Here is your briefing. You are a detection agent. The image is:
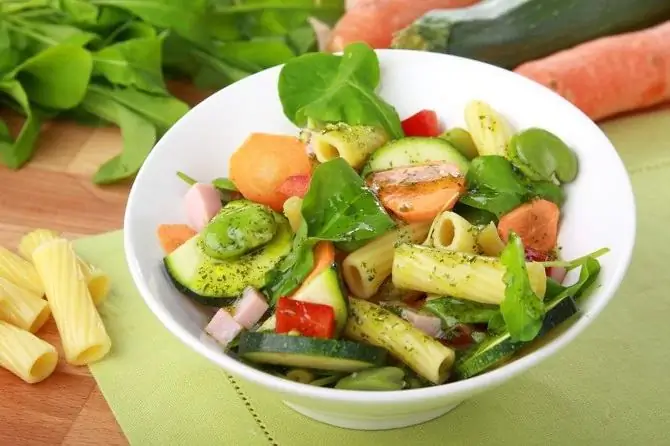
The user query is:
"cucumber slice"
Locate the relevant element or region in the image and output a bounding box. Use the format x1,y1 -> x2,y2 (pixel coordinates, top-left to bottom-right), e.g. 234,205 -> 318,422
164,213 -> 292,305
361,137 -> 469,177
454,295 -> 579,379
238,332 -> 388,372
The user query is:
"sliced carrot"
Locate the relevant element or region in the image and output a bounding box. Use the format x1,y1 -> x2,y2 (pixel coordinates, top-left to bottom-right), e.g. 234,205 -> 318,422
515,21 -> 670,122
497,199 -> 560,253
328,0 -> 480,52
367,164 -> 465,223
229,133 -> 312,212
157,224 -> 197,254
303,241 -> 336,286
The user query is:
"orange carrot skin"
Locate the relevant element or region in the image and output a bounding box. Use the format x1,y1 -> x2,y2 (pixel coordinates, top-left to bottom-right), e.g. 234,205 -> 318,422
328,0 -> 480,52
515,21 -> 670,122
157,224 -> 198,254
497,199 -> 559,253
229,133 -> 312,212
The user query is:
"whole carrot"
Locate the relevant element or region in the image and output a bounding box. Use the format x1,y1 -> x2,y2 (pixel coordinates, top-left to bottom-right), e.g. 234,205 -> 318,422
327,0 -> 480,52
515,21 -> 670,122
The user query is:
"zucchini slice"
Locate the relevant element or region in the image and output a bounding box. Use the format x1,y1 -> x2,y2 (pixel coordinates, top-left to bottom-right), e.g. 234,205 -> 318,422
238,332 -> 388,372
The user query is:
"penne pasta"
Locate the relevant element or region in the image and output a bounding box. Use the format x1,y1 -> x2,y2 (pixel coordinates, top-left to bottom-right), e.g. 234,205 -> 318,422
19,230 -> 110,306
392,244 -> 546,305
477,222 -> 506,257
32,239 -> 111,366
0,246 -> 44,296
343,222 -> 431,299
425,211 -> 477,253
282,196 -> 303,233
0,278 -> 51,333
464,100 -> 514,157
0,320 -> 58,384
312,124 -> 388,170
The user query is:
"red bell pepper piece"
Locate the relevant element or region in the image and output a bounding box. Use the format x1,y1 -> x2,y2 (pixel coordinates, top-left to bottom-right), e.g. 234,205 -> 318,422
277,174 -> 310,198
401,110 -> 440,137
275,297 -> 335,339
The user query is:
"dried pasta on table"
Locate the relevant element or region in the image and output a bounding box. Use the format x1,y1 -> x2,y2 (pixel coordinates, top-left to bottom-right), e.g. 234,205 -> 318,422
0,320 -> 58,384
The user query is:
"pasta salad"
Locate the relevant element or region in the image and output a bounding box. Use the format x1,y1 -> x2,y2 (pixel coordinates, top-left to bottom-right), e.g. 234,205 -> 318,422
158,43 -> 608,391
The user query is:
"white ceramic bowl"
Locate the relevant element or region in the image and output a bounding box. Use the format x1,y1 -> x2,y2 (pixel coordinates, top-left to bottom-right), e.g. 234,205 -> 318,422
124,50 -> 636,431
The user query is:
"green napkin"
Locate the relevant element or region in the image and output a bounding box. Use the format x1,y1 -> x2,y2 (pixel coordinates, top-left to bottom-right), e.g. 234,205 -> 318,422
76,108 -> 670,446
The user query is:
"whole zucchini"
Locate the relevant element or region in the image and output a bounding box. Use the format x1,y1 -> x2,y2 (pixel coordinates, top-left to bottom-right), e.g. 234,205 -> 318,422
392,0 -> 670,69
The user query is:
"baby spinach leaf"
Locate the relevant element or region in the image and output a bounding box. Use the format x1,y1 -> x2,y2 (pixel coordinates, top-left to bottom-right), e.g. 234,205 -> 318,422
92,36 -> 167,94
12,43 -> 92,109
278,42 -> 403,139
80,86 -> 157,184
0,79 -> 43,168
424,297 -> 499,327
266,158 -> 395,301
500,232 -> 545,342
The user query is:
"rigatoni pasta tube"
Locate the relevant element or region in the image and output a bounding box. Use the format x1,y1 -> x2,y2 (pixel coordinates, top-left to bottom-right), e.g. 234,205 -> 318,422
282,196 -> 303,233
0,320 -> 58,384
19,229 -> 110,305
32,239 -> 111,365
345,298 -> 455,384
312,124 -> 388,170
0,278 -> 51,333
0,246 -> 44,296
477,222 -> 506,257
392,244 -> 546,305
343,222 -> 430,298
425,211 -> 477,253
464,100 -> 514,157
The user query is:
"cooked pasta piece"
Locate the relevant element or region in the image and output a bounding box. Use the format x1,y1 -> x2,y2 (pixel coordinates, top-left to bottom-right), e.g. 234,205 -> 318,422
477,222 -> 506,257
0,320 -> 58,384
0,278 -> 51,333
425,211 -> 477,253
282,196 -> 303,233
345,298 -> 455,384
392,244 -> 546,305
464,100 -> 514,157
32,239 -> 111,366
343,222 -> 430,298
0,246 -> 44,296
311,123 -> 388,170
19,230 -> 110,305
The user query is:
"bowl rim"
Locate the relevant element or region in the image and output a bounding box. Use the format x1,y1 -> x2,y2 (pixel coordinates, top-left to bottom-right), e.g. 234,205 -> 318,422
124,49 -> 637,403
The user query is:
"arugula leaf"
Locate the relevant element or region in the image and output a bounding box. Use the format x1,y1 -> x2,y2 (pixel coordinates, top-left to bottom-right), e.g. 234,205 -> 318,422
424,297 -> 499,327
544,247 -> 610,270
4,19 -> 99,50
86,84 -> 188,133
499,232 -> 545,342
461,156 -> 565,217
546,257 -> 601,305
266,158 -> 395,301
11,43 -> 92,110
213,39 -> 296,72
278,42 -> 403,139
92,36 -> 167,94
0,79 -> 43,168
80,86 -> 157,183
58,0 -> 100,25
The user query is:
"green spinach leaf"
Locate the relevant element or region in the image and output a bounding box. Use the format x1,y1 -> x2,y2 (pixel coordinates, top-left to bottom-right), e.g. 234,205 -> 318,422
0,79 -> 43,168
278,42 -> 403,139
499,232 -> 545,342
12,43 -> 92,110
424,297 -> 499,327
80,86 -> 157,183
92,36 -> 167,94
266,158 -> 395,301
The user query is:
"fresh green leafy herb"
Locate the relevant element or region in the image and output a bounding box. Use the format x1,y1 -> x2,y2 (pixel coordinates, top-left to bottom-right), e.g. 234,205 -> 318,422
546,257 -> 601,305
543,248 -> 610,270
499,232 -> 545,342
424,297 -> 499,327
278,42 -> 404,139
212,177 -> 238,192
266,158 -> 395,301
461,155 -> 565,217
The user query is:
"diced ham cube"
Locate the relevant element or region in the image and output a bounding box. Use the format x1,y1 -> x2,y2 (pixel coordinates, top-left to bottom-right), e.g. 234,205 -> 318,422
184,183 -> 222,232
205,308 -> 243,347
233,287 -> 269,329
401,308 -> 442,337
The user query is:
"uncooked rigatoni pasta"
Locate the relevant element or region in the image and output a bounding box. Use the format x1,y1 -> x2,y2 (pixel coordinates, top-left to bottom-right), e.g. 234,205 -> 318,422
32,239 -> 111,365
0,246 -> 44,296
0,277 -> 51,333
0,320 -> 58,384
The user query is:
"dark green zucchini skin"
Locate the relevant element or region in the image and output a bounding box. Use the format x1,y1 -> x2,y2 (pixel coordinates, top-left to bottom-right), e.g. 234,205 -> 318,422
393,0 -> 670,69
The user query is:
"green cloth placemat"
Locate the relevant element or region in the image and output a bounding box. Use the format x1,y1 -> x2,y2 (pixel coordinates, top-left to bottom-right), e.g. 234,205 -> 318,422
75,108 -> 670,446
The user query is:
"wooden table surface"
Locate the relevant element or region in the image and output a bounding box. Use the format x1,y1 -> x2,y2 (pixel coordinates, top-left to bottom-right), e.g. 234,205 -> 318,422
0,84 -> 209,446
